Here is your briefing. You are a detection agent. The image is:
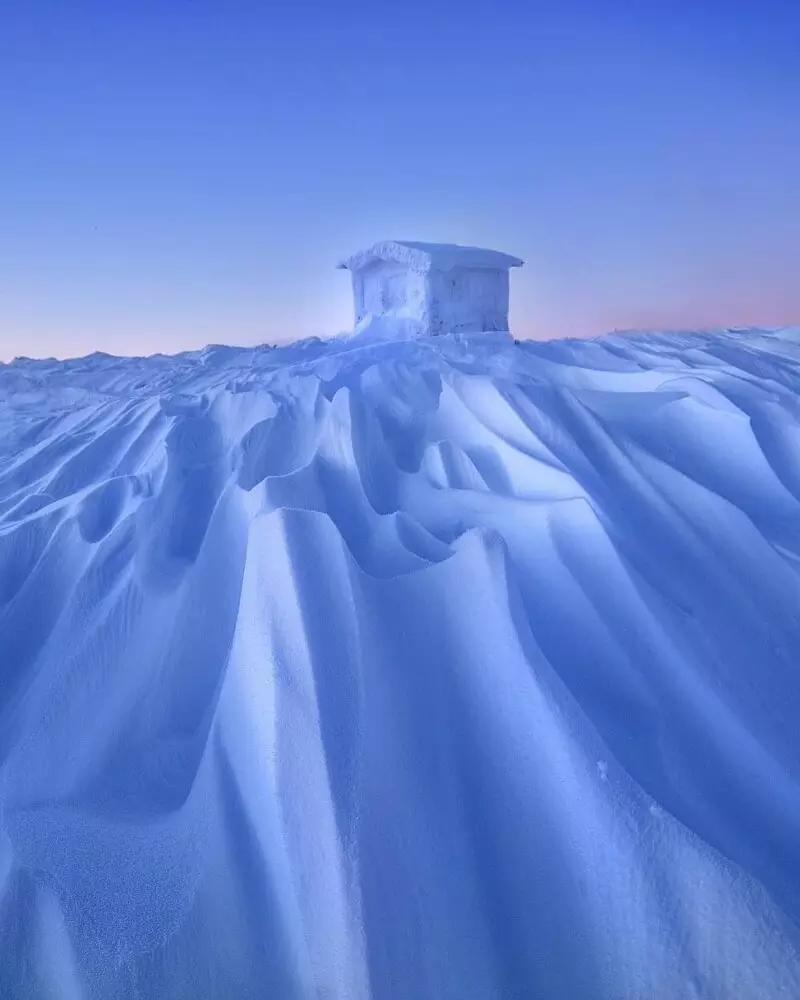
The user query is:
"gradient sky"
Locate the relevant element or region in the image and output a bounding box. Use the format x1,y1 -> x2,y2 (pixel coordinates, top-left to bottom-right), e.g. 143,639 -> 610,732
1,0 -> 799,359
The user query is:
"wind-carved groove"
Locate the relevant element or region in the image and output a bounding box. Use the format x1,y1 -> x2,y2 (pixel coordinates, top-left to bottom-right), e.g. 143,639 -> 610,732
0,328 -> 799,998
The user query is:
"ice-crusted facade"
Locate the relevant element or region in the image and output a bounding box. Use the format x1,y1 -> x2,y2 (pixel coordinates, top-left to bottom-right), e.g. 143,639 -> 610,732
337,240 -> 523,337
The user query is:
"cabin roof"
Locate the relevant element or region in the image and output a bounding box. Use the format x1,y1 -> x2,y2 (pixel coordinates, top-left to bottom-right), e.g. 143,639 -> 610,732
337,241 -> 524,273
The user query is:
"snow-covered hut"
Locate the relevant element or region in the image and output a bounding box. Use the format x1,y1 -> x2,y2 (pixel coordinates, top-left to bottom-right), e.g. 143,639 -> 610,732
337,241 -> 523,338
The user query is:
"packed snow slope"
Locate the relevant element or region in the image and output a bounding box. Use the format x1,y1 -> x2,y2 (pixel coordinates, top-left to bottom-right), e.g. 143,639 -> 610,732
1,327 -> 800,999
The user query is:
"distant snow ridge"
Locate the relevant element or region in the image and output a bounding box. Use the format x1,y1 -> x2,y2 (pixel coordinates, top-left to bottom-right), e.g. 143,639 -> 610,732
1,328 -> 800,998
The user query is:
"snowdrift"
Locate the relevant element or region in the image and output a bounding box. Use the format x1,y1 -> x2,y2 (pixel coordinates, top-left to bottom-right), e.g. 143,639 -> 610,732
1,328 -> 800,998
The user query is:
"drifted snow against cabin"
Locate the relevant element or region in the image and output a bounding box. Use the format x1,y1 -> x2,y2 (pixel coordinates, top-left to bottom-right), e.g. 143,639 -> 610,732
338,241 -> 524,337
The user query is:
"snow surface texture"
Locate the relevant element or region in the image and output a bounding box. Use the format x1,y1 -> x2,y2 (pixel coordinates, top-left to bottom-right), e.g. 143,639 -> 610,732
1,327 -> 800,998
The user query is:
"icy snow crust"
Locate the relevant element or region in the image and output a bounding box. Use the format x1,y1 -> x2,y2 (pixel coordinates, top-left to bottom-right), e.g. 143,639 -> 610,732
1,328 -> 800,997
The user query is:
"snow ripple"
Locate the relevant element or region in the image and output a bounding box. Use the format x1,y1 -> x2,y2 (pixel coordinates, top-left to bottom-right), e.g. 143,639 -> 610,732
1,328 -> 800,997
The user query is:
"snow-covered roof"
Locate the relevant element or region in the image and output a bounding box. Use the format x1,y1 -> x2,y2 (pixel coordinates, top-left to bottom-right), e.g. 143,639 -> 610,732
337,241 -> 524,274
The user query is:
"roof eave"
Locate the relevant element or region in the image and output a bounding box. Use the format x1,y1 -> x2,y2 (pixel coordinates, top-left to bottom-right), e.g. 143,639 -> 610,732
337,241 -> 524,272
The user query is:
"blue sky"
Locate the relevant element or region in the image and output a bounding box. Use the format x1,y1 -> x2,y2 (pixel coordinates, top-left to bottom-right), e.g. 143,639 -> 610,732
1,0 -> 799,358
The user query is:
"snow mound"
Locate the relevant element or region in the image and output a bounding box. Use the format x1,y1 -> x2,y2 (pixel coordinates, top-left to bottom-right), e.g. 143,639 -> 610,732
1,328 -> 800,998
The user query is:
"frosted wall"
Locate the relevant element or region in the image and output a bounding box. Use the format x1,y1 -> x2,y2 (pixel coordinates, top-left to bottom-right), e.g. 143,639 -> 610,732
353,262 -> 510,336
428,267 -> 509,335
353,263 -> 427,327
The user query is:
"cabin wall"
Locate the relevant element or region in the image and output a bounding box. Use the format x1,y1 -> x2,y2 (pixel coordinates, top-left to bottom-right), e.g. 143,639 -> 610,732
351,272 -> 366,326
356,262 -> 426,326
350,260 -> 511,336
426,267 -> 510,335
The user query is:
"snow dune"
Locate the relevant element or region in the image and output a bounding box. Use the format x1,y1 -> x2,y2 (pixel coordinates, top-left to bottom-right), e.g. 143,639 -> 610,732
1,327 -> 800,998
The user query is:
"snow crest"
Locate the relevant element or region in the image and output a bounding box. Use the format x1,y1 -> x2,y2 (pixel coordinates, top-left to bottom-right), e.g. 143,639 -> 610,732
1,328 -> 800,997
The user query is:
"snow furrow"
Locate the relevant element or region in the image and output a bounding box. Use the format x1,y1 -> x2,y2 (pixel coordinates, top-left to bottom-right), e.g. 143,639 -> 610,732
0,328 -> 799,998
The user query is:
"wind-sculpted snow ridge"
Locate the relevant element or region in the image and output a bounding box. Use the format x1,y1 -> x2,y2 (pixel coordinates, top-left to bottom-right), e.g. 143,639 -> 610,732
1,328 -> 800,998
